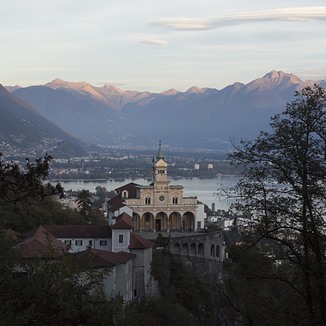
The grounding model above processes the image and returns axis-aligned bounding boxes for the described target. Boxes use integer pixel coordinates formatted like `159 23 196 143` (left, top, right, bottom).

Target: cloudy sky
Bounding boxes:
1 0 326 91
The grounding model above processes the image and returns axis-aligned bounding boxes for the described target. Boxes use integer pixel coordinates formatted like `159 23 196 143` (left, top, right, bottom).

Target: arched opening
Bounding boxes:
174 243 180 254
182 243 189 255
182 212 195 232
169 212 181 231
141 212 154 231
211 245 215 257
216 245 221 261
198 243 204 257
155 212 168 232
190 243 196 256
133 213 141 231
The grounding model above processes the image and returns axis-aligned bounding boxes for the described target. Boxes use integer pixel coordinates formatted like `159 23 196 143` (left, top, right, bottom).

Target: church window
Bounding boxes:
145 197 151 205
122 190 128 198
172 196 178 204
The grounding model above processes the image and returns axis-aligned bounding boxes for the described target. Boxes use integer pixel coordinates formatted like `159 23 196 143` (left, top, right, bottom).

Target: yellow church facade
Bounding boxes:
118 142 205 232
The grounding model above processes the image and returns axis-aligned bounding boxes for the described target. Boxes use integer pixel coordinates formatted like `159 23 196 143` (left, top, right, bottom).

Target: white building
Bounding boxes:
15 213 155 302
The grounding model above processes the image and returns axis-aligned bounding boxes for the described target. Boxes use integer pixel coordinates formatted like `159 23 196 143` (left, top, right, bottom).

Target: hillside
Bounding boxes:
6 70 325 151
0 85 87 158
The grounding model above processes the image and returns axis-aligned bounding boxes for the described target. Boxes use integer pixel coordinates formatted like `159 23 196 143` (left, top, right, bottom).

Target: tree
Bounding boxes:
76 189 93 217
0 153 63 203
228 85 326 324
0 234 123 325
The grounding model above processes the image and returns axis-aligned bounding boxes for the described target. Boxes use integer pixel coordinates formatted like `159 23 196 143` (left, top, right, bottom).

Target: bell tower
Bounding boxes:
153 140 168 184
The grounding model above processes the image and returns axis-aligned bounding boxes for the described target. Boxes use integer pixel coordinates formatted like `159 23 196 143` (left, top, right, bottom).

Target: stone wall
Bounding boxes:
168 231 225 281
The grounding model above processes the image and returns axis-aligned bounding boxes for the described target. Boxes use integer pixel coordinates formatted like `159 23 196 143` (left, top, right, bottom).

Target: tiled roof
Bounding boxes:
107 182 140 211
75 248 136 268
43 225 112 239
114 182 139 194
14 226 67 258
111 213 134 230
129 233 155 249
107 194 125 212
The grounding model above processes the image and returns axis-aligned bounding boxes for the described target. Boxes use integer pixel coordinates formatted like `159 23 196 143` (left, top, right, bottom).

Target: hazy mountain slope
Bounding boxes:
9 70 321 150
121 71 310 148
0 85 87 157
13 84 124 144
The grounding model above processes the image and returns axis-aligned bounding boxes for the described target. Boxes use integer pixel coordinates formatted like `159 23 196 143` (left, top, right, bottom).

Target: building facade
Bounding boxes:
15 213 155 302
109 142 205 232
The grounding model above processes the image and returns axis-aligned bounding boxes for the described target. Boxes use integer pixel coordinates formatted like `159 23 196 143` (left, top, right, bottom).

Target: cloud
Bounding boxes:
152 7 326 31
141 39 168 45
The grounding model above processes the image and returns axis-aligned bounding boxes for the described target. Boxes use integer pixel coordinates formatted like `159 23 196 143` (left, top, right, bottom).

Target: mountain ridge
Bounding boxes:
3 70 325 151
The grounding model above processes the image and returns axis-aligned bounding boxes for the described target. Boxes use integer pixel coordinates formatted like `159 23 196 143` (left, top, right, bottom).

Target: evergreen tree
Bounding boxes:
76 189 93 217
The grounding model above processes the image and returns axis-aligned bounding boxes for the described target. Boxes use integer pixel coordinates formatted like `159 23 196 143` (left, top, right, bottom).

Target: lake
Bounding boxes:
57 175 240 211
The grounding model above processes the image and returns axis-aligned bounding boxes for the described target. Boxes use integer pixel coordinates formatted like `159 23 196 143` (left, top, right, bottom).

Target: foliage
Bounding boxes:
0 153 63 203
207 222 221 231
92 185 108 208
124 296 196 326
151 251 220 325
0 154 96 232
228 85 326 324
0 197 85 232
151 250 170 293
224 236 309 325
0 232 125 325
76 189 93 216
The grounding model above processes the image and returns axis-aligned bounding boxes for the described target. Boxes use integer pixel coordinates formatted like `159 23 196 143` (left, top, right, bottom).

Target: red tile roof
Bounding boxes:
14 226 67 258
43 225 112 239
129 233 155 249
75 248 136 268
107 182 140 212
114 182 139 197
107 194 126 212
111 213 134 230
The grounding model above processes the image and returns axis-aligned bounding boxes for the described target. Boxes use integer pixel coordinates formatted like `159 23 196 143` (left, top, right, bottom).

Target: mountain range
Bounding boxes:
2 70 325 156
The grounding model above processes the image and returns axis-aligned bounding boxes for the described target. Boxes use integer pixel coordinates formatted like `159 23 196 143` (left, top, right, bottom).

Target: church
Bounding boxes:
107 142 206 232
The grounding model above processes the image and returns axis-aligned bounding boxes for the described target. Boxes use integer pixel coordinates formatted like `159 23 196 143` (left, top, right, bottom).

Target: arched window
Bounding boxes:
182 243 189 255
174 243 180 254
198 243 204 257
172 196 178 204
211 245 215 257
216 245 220 261
190 243 196 256
122 190 128 199
145 197 151 205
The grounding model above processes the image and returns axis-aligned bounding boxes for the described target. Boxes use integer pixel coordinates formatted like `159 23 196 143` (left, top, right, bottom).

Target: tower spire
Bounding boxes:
156 140 164 161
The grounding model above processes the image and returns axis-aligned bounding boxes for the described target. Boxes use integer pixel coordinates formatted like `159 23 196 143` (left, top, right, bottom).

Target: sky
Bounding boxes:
1 1 326 92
